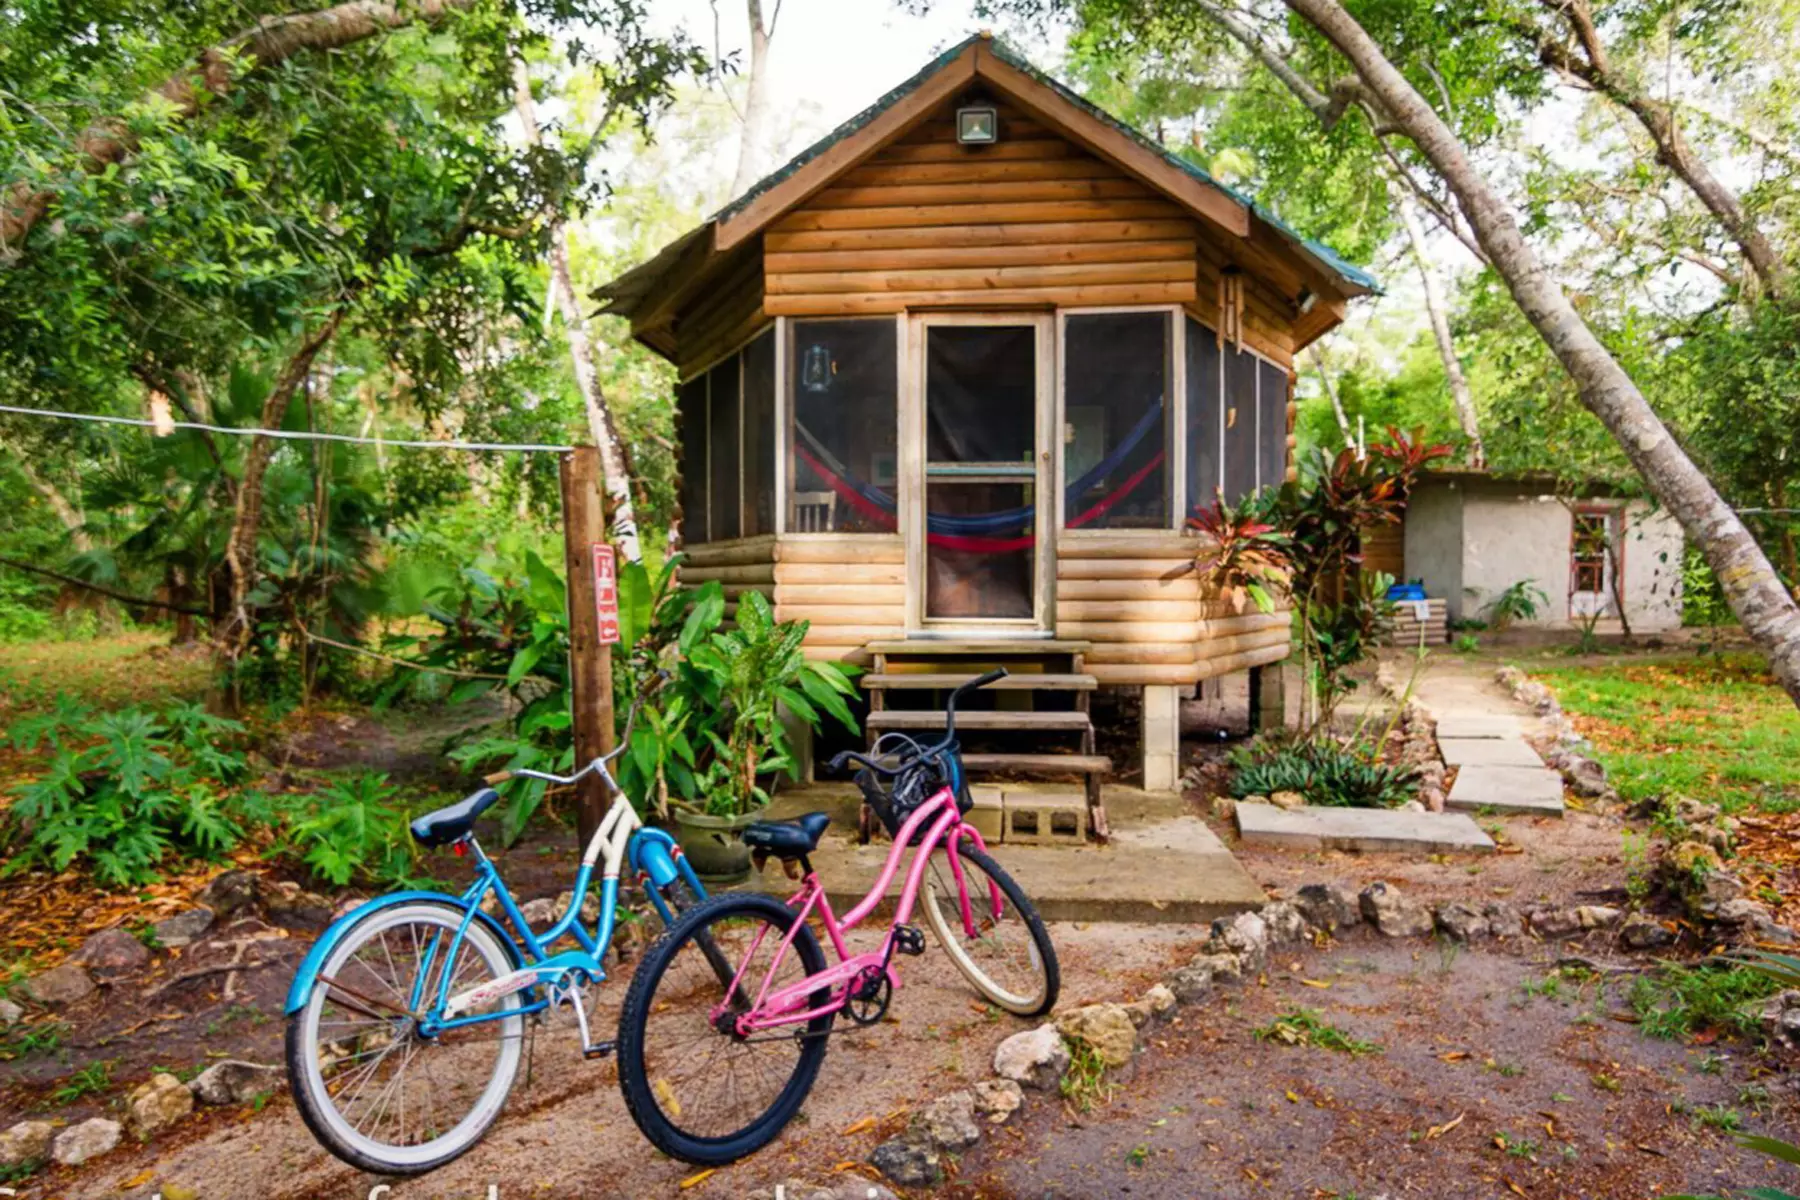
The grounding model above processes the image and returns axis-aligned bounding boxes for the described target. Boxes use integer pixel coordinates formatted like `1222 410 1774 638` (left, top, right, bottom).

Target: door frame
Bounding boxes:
902 312 1056 635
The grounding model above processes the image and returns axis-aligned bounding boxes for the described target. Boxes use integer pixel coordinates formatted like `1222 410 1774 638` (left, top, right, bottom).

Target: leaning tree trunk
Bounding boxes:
1 0 476 261
1394 188 1483 465
729 0 777 196
1308 349 1356 451
1283 0 1800 707
510 64 643 563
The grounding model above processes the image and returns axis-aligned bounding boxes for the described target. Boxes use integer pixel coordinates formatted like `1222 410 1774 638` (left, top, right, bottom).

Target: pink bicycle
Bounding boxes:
615 669 1060 1164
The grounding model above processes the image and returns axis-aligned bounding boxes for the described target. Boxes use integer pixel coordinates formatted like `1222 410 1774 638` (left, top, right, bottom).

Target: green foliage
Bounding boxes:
1253 1009 1381 1056
1228 735 1417 808
47 1060 114 1106
1 698 255 887
1627 964 1781 1041
277 772 424 890
1483 579 1549 629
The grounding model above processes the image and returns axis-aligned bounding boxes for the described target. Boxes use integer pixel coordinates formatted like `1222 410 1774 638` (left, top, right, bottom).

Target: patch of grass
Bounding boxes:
1628 964 1782 1041
1691 1104 1744 1133
1591 1072 1622 1093
1495 1131 1539 1161
1485 1059 1526 1078
1534 654 1800 815
0 1020 67 1062
0 1158 44 1186
1059 1041 1117 1112
46 1059 113 1106
1125 1143 1149 1167
1253 1009 1382 1056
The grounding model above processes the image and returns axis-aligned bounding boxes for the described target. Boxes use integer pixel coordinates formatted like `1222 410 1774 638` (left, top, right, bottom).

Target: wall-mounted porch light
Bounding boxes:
956 105 998 145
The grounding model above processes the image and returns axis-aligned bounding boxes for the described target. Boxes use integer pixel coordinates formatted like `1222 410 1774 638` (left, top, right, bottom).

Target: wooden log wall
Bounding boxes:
680 534 905 664
1054 533 1291 685
763 98 1202 317
675 243 767 379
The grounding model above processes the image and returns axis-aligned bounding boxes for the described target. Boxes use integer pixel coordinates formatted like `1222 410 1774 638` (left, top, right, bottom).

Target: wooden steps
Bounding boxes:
861 637 1110 840
867 710 1093 732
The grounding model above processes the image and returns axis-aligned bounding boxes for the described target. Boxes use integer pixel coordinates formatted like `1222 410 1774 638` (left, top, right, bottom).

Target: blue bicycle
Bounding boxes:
283 696 706 1175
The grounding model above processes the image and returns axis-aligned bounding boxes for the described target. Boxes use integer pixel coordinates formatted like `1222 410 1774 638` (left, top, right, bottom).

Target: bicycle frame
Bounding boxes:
719 786 1000 1036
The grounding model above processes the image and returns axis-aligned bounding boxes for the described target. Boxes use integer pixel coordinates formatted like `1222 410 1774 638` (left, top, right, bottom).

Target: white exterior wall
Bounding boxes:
1400 481 1467 620
1619 501 1684 632
1460 490 1570 626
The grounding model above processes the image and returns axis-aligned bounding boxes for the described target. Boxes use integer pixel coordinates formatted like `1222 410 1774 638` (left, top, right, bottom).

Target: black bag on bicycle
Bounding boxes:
856 733 973 844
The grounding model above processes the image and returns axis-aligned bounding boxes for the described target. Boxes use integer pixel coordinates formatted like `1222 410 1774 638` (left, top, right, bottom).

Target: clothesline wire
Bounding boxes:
0 403 575 454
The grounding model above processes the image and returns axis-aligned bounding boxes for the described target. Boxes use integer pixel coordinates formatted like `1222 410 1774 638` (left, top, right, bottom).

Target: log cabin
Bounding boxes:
594 34 1378 836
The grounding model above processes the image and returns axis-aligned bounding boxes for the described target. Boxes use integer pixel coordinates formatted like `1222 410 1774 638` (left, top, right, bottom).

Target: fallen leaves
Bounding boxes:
678 1169 716 1190
1424 1113 1465 1140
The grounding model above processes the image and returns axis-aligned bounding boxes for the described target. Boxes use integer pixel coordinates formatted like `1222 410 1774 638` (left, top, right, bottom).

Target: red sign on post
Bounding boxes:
591 543 620 645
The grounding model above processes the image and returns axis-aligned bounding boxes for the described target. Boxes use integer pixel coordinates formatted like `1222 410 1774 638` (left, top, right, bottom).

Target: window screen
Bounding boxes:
707 358 741 542
1222 347 1259 504
1185 316 1221 520
788 319 897 534
742 330 776 537
677 375 709 545
1257 359 1289 489
1063 312 1169 529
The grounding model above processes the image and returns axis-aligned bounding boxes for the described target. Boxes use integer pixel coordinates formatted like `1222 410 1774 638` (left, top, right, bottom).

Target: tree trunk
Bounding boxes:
728 0 776 196
1394 187 1483 464
216 310 345 683
1 0 476 260
15 458 93 552
1308 348 1355 450
1284 0 1800 707
510 63 643 563
1534 1 1789 302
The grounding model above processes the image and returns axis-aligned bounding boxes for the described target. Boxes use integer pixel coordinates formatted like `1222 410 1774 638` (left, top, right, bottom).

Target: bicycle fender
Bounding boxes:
628 828 682 890
283 891 523 1016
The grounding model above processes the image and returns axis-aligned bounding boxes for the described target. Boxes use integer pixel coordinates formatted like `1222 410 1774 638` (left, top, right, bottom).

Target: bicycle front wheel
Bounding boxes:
617 892 831 1165
921 844 1059 1017
286 901 525 1175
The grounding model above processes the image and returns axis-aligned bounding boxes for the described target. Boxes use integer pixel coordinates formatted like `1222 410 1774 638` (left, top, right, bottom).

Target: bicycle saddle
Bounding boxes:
410 787 501 847
741 811 830 858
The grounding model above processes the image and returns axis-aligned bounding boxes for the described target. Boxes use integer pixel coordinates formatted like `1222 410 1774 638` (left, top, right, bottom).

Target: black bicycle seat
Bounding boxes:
741 812 830 858
409 788 500 847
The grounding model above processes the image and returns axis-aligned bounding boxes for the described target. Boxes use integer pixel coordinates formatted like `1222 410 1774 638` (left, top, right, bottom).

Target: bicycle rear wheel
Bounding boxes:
286 901 524 1174
921 844 1059 1016
617 892 832 1165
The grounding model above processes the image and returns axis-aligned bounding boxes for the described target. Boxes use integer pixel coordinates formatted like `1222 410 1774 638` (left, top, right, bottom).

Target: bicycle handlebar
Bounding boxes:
827 667 1008 776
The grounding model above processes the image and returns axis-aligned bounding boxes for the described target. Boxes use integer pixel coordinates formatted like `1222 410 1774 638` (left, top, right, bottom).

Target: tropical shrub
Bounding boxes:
1228 735 1418 808
275 771 424 889
1 699 256 887
1187 489 1291 615
1484 579 1548 629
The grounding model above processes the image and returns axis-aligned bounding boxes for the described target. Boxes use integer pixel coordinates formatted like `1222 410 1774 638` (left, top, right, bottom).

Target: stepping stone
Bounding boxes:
1235 804 1496 854
1439 737 1545 769
1434 713 1525 740
1446 765 1565 817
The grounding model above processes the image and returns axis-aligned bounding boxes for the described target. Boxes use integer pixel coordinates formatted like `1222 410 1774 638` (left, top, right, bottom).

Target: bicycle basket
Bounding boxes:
856 734 973 842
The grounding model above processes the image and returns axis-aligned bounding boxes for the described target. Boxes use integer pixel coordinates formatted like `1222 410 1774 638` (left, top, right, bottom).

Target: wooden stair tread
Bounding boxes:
961 752 1110 774
867 710 1092 731
864 638 1093 656
862 672 1097 691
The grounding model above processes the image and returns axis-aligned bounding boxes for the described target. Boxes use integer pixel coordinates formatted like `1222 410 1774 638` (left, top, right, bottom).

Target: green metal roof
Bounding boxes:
710 32 1380 296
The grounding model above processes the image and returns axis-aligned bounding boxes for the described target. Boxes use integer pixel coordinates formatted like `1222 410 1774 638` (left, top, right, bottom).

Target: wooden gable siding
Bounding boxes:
674 243 766 378
762 99 1201 316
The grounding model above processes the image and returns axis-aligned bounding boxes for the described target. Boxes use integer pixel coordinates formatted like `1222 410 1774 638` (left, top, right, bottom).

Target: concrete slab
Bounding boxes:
1446 765 1565 816
1438 736 1546 768
747 783 1265 924
1235 804 1496 854
1434 714 1526 740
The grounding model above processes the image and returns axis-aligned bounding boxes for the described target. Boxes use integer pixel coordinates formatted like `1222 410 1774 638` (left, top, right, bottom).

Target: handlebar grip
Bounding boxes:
828 751 853 772
969 667 1009 689
483 769 513 785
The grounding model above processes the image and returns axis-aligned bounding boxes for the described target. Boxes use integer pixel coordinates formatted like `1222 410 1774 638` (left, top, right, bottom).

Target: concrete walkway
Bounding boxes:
757 783 1266 924
1412 659 1567 818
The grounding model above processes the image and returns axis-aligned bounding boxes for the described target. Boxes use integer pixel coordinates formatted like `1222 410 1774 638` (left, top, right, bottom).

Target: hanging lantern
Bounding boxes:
801 343 832 393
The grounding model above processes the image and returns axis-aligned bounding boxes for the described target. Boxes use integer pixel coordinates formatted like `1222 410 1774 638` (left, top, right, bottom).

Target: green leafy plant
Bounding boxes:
1253 1008 1381 1056
1228 735 1417 808
2 699 255 887
1188 488 1292 615
1628 963 1781 1041
1454 632 1481 653
1666 1133 1800 1200
1484 579 1549 630
277 771 424 889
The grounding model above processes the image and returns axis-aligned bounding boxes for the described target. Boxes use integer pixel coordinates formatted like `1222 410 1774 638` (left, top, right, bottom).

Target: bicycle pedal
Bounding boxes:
894 925 926 957
583 1040 615 1060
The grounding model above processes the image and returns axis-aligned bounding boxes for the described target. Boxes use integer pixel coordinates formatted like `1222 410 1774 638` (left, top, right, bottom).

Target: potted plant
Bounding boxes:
615 577 860 881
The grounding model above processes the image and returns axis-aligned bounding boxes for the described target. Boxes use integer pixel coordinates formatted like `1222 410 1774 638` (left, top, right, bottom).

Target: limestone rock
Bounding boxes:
1711 898 1774 927
517 897 558 927
128 1071 195 1139
1691 870 1747 919
1399 800 1425 813
1434 903 1489 941
1294 883 1360 932
0 997 22 1027
77 926 151 975
1142 983 1178 1020
1621 913 1677 950
1270 790 1305 811
152 907 215 949
22 961 96 1007
1238 794 1271 807
262 881 332 929
555 889 604 927
0 1119 54 1167
52 1118 121 1166
972 1078 1023 1125
1528 907 1582 939
992 1024 1069 1090
1565 756 1609 797
190 1060 283 1107
1208 911 1270 972
1750 914 1797 944
1483 902 1525 938
871 1137 940 1188
1359 882 1433 938
200 869 260 918
1165 964 1213 1004
1055 1003 1138 1068
1211 796 1237 822
911 1090 981 1151
1669 842 1725 877
1575 905 1622 930
1260 901 1307 945
1762 990 1800 1050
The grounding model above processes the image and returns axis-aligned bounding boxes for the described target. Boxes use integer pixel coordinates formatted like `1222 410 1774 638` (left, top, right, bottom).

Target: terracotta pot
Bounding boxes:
671 806 767 883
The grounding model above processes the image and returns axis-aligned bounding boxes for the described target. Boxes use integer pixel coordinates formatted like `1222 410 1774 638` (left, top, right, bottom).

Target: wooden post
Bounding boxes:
560 447 616 849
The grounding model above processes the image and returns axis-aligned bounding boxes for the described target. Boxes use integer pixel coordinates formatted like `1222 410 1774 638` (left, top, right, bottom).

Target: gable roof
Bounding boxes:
595 33 1378 333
